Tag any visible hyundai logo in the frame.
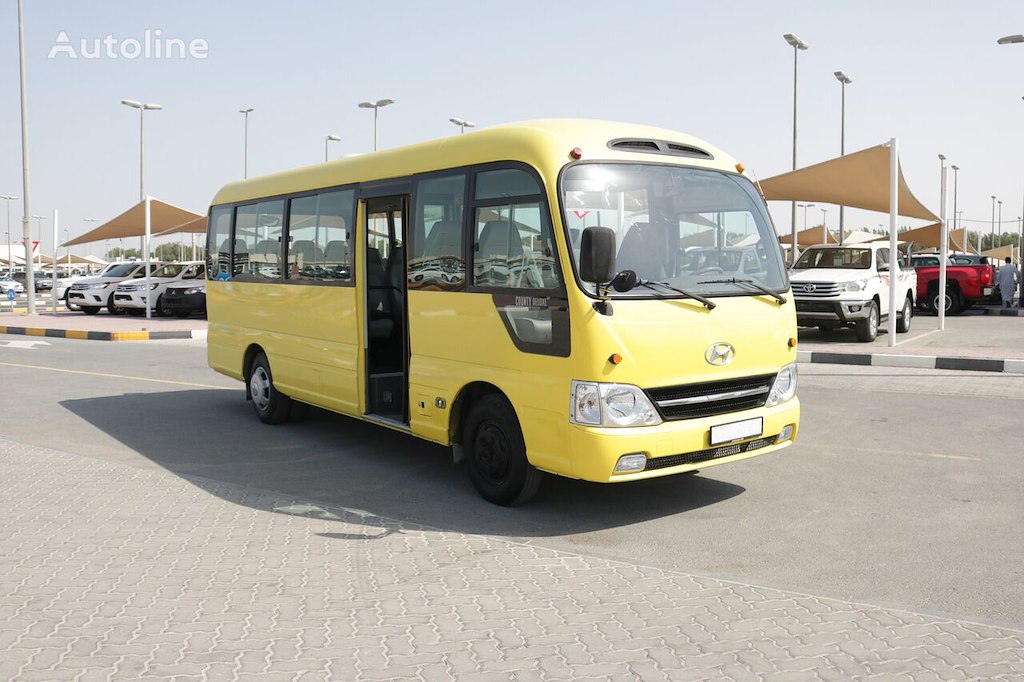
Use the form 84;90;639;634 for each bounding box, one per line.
802;283;817;293
705;342;736;366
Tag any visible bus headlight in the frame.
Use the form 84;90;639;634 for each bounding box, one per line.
571;381;662;427
766;363;798;406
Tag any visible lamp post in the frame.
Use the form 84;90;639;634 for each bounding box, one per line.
63;228;70;271
834;71;852;244
820;208;829;244
951;165;960;246
784;33;808;265
1;195;17;272
991;195;996;252
797;203;815;230
998;199;1003;245
17;0;35;312
325;134;341;162
995;35;1024;303
30;214;45;271
239;108;253;178
449;117;475;134
120;100;162;201
938;154;949;329
357;98;395;151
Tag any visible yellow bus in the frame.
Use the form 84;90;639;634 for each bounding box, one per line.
206;119;800;505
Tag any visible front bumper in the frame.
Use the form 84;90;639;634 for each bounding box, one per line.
565;398;800;482
162;291;206;315
113;290;153;309
795;298;872;326
67;288;111;307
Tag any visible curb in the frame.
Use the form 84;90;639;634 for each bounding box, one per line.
797;349;1024;374
984;307;1024;316
0;325;207;342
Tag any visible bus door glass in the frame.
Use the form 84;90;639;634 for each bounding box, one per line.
363;195;408;422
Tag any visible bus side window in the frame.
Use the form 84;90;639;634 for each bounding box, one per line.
206;206;232;280
410;173;466;290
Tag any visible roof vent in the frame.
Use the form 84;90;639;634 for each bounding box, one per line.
608;138;714;160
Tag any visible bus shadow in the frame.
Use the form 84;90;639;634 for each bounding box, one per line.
61;390;745;538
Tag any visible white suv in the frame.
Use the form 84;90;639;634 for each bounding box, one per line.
113;261;205;316
67;261;164;315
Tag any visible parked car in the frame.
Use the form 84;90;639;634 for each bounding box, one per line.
1;276;25;296
790;243;916;342
113;261;205;316
161;279;207;318
11;270;51;292
66;261;163;315
910;251;996;314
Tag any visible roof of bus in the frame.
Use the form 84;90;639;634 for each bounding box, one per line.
209;119;740;207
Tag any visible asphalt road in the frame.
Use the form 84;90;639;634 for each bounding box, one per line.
2;336;1023;630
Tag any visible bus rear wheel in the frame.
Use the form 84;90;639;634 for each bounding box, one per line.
248;352;292;424
464;394;542;506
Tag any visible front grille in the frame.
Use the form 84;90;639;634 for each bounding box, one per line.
646;374;774;421
792;281;839;297
70;283;91;291
644;435;778;471
796;300;836;313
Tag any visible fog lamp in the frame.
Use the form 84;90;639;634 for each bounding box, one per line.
776;424;794;443
613;453;647;473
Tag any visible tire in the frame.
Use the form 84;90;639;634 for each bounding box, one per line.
463;393;542;506
895;296;913;333
930;288;962;315
106;293;123;315
248;352;292;425
155;295;166;317
81;306;100;315
854;301;879;342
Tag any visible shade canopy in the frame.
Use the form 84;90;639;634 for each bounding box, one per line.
868;225;975;252
759;144;940;222
778;225;840;246
63;198;206;247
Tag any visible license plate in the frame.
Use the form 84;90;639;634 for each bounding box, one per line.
984;287;994;296
710;417;763;445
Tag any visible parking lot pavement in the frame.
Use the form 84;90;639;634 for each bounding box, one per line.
798;308;1024;372
0;310;205;341
2;437;1023;681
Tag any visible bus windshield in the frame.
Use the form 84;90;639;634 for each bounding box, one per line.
561;164;788;298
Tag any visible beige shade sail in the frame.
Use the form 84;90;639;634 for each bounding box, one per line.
63;198;205;247
841;230;883;245
778;226;840;246
759;144;940;222
982;245;1019;263
867;224;976;252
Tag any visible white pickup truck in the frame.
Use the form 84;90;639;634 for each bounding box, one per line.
789;243;917;342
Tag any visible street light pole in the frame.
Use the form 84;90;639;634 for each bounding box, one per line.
17;0;35;312
797;203;815;230
449;117;476;134
998;199;1003;243
784;33;808;266
820;208;829;244
121;100;162;201
991;195;996;252
938;154;948;330
325;134;341;162
951;165;960;245
240;108;253;178
835;71;852;244
1;195;17;273
357;98;395;151
995;35;1024;303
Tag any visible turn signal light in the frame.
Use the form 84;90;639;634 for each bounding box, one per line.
609;353;623;365
570;147;583;160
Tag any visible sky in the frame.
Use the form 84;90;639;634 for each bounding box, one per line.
2;0;1024;258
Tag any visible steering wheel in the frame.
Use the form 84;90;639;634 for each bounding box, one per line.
696;267;725;275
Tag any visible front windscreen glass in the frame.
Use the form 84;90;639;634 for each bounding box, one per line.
793;247;871;270
561;163;788;298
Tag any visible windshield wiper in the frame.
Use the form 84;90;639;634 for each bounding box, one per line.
698;277;786;305
611;270;715;310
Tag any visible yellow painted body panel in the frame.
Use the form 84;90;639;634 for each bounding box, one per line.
207;119;800;484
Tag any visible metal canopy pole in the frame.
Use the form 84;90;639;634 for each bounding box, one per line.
888;138;899;348
938;158;948;330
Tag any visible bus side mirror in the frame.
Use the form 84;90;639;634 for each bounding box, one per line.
580;226;616;284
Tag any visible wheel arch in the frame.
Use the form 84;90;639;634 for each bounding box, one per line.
449;381;509;462
242;343;267;401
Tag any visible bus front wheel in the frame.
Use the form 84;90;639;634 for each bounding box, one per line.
464;394;542;506
248;352;292;424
